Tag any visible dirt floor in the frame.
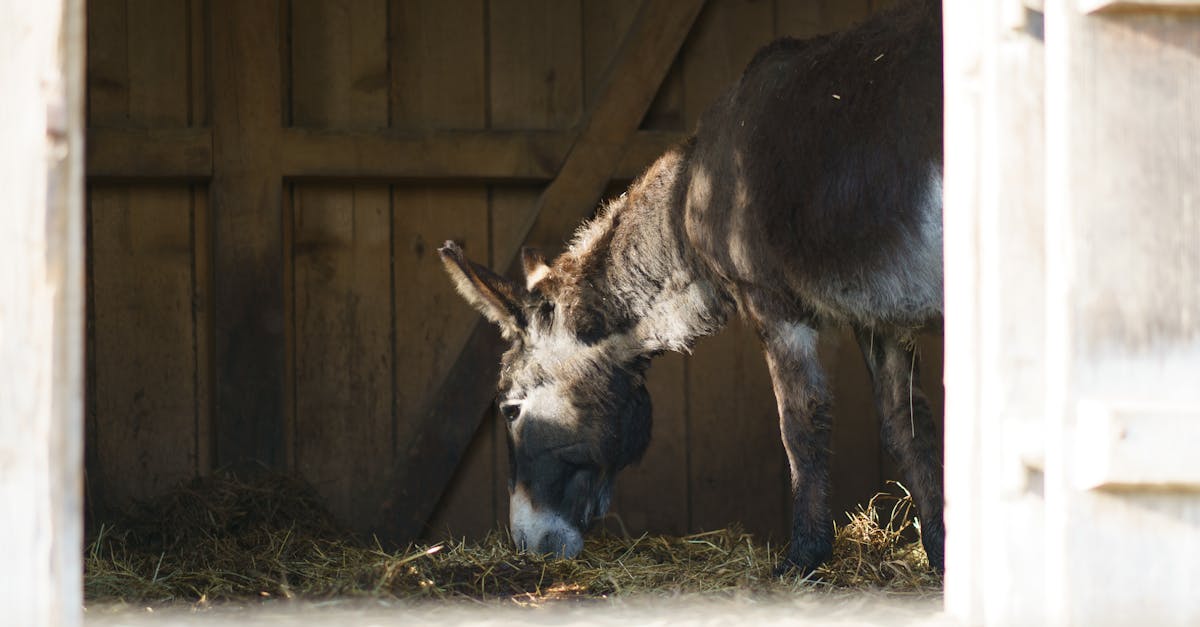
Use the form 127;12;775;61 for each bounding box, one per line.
84;595;952;627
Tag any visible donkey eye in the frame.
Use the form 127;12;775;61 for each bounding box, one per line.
499;400;523;422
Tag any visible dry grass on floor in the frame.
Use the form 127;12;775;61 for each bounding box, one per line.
85;473;940;605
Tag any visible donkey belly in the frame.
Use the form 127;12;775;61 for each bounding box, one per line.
783;163;945;328
686;155;944;330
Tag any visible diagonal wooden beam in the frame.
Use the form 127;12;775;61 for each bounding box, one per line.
374;0;707;544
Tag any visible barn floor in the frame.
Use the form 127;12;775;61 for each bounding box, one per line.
84;595;952;627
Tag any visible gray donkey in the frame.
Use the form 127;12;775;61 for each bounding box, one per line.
439;0;944;574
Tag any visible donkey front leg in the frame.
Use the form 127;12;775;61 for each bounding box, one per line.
854;328;945;573
757;319;834;575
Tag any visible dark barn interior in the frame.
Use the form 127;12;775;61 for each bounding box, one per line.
83;0;942;555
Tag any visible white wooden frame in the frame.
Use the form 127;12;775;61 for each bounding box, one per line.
0;0;85;625
946;0;1200;624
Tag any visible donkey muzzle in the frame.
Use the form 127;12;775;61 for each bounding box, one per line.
510;485;584;558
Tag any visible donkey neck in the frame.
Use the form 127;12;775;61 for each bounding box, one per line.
561;146;735;354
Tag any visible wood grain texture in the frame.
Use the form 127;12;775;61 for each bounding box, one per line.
822;328;883;519
291;0;388;130
614;352;690;535
1043;8;1200;624
776;0;872;38
88;128;684;182
210;0;286;470
85;0;206;507
687;321;786;540
288;0;394;532
681;0;772;129
87;127;212;180
390;0;486;129
91;188;201;503
0;0;85;623
488;0;583;130
389;0;499;540
292;185;394;532
391;186;489;535
675;0;780;541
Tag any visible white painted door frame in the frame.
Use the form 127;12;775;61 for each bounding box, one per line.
0;0;86;625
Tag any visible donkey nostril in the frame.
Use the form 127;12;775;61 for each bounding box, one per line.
513;529;529;551
500;401;521;422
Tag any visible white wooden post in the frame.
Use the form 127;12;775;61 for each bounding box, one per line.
944;1;1048;624
0;0;85;625
1044;1;1200;624
949;0;1200;624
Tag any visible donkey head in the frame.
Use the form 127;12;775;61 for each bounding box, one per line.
438;240;652;557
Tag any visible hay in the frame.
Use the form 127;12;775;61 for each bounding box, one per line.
85;474;940;604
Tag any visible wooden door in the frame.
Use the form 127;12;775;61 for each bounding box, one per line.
946;1;1200;623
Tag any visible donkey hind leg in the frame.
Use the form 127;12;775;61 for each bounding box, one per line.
757;319;834;576
854;327;945;573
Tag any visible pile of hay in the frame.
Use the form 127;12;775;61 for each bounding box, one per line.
85;474;940;604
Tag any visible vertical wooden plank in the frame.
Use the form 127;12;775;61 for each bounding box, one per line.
91;189;200;503
193;186;213;473
291;0;388;130
942;1;987;617
86;0;128;126
288;0;393;531
613;352;690;535
210;0;285;469
945;2;1048;623
582;0;640;109
84;0;125;518
189;0;209;127
87;0;201;503
386;0;497;539
680;0;773;129
489;0;583;130
423;409;500;541
390;0;486;129
0;0;85;623
292;186;393;531
126;0;189;126
392;187;491;533
688;321;787;540
674;0;781;539
821;329;883;520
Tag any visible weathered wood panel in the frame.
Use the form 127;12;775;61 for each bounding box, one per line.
388;0;498;540
777;0;872;38
86;0;208;508
210;0;286;470
289;0;394;533
489;0;583;131
681;0;773;129
1;0;85;623
688;321;788;539
397;186;493;538
675;0;780;540
91;188;203;503
1043;7;1200;624
390;0;486;129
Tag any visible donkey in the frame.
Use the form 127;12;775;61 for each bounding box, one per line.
439;0;944;574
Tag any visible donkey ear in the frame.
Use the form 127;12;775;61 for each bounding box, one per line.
521;247;551;291
438;241;526;337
